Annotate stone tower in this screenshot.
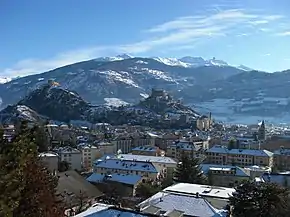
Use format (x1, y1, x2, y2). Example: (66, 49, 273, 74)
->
(258, 120, 266, 141)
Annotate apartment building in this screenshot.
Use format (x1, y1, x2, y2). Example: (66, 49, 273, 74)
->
(131, 146, 164, 156)
(78, 144, 100, 170)
(206, 145, 273, 167)
(111, 137, 132, 154)
(95, 141, 117, 156)
(273, 147, 290, 170)
(56, 147, 82, 171)
(167, 141, 205, 161)
(201, 164, 250, 187)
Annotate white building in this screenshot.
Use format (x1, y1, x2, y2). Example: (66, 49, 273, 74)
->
(56, 147, 82, 171)
(137, 183, 233, 216)
(78, 144, 100, 170)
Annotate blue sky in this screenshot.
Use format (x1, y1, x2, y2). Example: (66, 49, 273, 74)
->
(1, 0, 290, 78)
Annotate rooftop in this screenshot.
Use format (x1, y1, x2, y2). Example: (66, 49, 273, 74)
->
(273, 148, 290, 155)
(56, 146, 81, 154)
(87, 173, 142, 185)
(207, 145, 273, 157)
(170, 141, 201, 151)
(132, 146, 158, 152)
(163, 183, 235, 199)
(94, 158, 158, 173)
(200, 164, 250, 177)
(75, 205, 155, 217)
(114, 154, 177, 164)
(57, 170, 103, 207)
(39, 152, 58, 157)
(139, 192, 226, 217)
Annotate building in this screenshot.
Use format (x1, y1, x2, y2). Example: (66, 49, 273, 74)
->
(196, 115, 212, 131)
(87, 173, 143, 197)
(137, 183, 233, 216)
(201, 164, 251, 187)
(205, 145, 274, 167)
(167, 140, 205, 161)
(273, 147, 290, 170)
(57, 170, 103, 212)
(39, 152, 59, 175)
(56, 147, 82, 171)
(94, 141, 117, 156)
(78, 144, 100, 170)
(258, 120, 266, 141)
(112, 154, 177, 178)
(111, 137, 132, 154)
(131, 146, 164, 156)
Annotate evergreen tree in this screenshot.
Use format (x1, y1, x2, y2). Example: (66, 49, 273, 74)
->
(0, 121, 64, 217)
(229, 181, 290, 217)
(174, 152, 207, 184)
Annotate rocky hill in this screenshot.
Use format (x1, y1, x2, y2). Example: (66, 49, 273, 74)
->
(0, 83, 200, 127)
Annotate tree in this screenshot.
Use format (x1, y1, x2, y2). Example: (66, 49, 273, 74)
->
(174, 152, 207, 184)
(229, 181, 290, 217)
(228, 139, 235, 150)
(0, 121, 65, 217)
(59, 161, 70, 172)
(135, 181, 161, 199)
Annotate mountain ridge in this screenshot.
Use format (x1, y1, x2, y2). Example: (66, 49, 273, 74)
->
(1, 55, 290, 120)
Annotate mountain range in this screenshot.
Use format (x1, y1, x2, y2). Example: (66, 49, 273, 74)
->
(1, 54, 290, 124)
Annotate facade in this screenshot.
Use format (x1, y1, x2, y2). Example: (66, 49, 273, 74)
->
(56, 147, 82, 171)
(111, 137, 132, 154)
(95, 141, 117, 156)
(273, 147, 290, 170)
(205, 145, 274, 167)
(201, 164, 251, 187)
(167, 141, 205, 161)
(78, 144, 100, 170)
(131, 146, 163, 156)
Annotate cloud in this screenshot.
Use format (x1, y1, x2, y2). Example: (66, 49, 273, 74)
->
(262, 53, 271, 57)
(1, 8, 286, 78)
(276, 31, 290, 36)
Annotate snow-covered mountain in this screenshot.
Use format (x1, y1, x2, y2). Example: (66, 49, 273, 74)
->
(93, 54, 246, 69)
(2, 54, 290, 121)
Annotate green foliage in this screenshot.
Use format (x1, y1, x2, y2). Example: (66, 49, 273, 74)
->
(135, 181, 161, 199)
(58, 161, 70, 172)
(174, 152, 207, 184)
(0, 121, 64, 217)
(228, 139, 236, 150)
(229, 181, 290, 217)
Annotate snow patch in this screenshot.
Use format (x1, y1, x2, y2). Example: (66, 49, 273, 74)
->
(153, 57, 190, 67)
(98, 70, 139, 88)
(136, 60, 148, 64)
(0, 77, 12, 84)
(38, 78, 44, 81)
(140, 93, 149, 98)
(104, 98, 129, 107)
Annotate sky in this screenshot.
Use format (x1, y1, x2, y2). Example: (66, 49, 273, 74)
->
(1, 0, 290, 79)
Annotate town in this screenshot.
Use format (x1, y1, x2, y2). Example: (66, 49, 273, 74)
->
(2, 112, 290, 217)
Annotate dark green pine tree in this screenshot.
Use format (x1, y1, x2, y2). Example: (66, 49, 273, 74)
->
(174, 152, 207, 184)
(0, 121, 64, 217)
(229, 181, 290, 217)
